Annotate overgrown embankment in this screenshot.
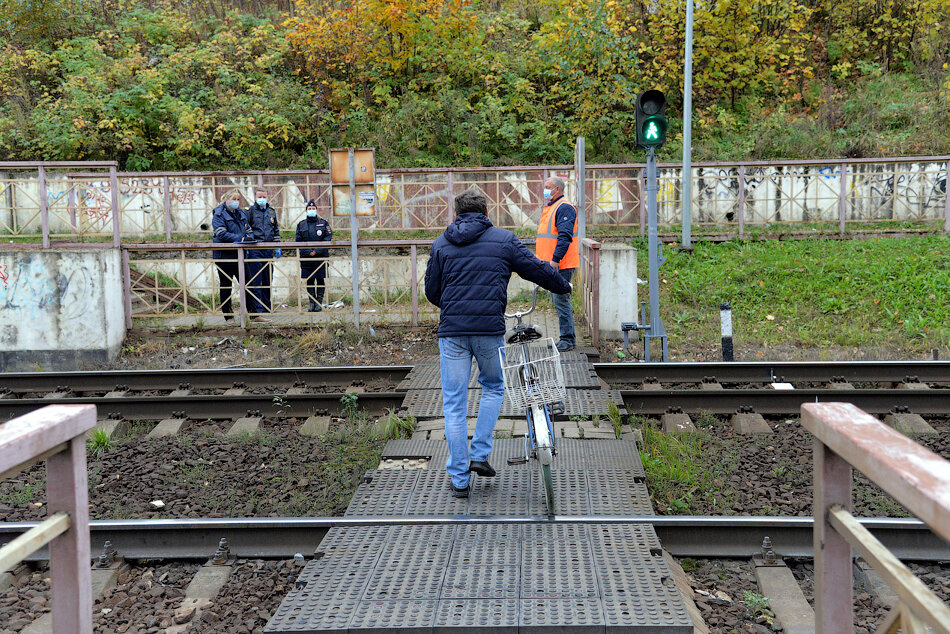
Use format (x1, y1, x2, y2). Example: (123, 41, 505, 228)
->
(2, 0, 949, 170)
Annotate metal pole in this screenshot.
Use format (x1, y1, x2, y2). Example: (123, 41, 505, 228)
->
(646, 147, 668, 362)
(944, 160, 949, 234)
(410, 244, 418, 327)
(838, 163, 848, 237)
(121, 249, 133, 331)
(575, 136, 586, 246)
(639, 169, 646, 237)
(446, 171, 455, 225)
(681, 0, 695, 248)
(109, 166, 121, 248)
(237, 247, 248, 329)
(39, 166, 49, 248)
(738, 165, 746, 238)
(348, 149, 360, 328)
(163, 176, 172, 243)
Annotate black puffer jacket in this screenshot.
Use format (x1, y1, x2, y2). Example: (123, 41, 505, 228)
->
(295, 216, 333, 260)
(424, 213, 571, 337)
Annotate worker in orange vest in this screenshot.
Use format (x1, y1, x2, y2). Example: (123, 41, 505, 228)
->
(536, 176, 578, 351)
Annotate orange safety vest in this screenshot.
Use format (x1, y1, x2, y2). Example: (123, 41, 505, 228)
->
(536, 198, 579, 269)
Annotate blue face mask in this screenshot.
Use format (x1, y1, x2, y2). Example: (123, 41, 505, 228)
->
(306, 209, 317, 218)
(543, 188, 552, 202)
(227, 200, 240, 210)
(256, 198, 267, 207)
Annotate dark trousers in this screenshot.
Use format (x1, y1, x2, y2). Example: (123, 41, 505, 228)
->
(214, 260, 241, 316)
(247, 250, 273, 313)
(550, 268, 576, 345)
(302, 262, 327, 305)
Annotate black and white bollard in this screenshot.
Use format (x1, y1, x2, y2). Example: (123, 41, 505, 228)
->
(720, 302, 734, 361)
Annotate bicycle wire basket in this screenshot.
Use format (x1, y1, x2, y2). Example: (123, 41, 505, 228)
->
(499, 337, 567, 409)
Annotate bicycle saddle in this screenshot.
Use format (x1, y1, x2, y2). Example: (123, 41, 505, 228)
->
(506, 323, 543, 344)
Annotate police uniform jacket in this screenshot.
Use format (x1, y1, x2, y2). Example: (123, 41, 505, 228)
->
(295, 216, 333, 278)
(211, 203, 252, 260)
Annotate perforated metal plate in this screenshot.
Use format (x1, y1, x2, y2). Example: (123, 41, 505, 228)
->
(264, 593, 359, 632)
(603, 595, 694, 632)
(440, 565, 520, 598)
(347, 600, 437, 633)
(402, 388, 626, 418)
(344, 489, 412, 516)
(269, 442, 691, 633)
(520, 598, 606, 632)
(433, 598, 519, 633)
(399, 361, 600, 390)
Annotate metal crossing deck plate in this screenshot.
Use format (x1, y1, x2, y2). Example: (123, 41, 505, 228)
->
(398, 361, 600, 391)
(402, 389, 626, 419)
(266, 439, 692, 633)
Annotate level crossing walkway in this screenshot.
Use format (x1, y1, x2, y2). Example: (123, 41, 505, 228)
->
(265, 351, 694, 632)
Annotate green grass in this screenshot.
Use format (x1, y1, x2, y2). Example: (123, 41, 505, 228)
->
(632, 416, 735, 514)
(633, 235, 950, 357)
(87, 428, 115, 456)
(379, 410, 417, 440)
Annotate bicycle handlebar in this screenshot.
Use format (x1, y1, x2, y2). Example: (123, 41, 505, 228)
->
(504, 286, 539, 320)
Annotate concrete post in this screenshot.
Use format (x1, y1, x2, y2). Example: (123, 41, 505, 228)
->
(411, 244, 418, 327)
(738, 165, 746, 238)
(838, 163, 848, 237)
(163, 175, 172, 243)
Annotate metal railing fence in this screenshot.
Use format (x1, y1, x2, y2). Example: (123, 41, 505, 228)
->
(122, 241, 440, 329)
(802, 402, 950, 633)
(0, 404, 97, 634)
(3, 157, 948, 243)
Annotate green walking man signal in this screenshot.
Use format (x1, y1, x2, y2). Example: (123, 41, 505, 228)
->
(635, 90, 668, 149)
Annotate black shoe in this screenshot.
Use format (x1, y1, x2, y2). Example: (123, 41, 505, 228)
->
(308, 300, 317, 312)
(451, 483, 470, 498)
(555, 341, 575, 352)
(224, 316, 234, 323)
(313, 303, 323, 312)
(469, 461, 496, 477)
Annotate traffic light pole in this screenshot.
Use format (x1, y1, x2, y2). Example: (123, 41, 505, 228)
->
(645, 147, 668, 361)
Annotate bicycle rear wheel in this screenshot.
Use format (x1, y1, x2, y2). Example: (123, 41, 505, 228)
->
(531, 404, 555, 515)
(539, 454, 555, 515)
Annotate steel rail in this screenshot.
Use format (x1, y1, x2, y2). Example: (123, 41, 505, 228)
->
(0, 393, 406, 420)
(2, 516, 946, 562)
(596, 361, 950, 385)
(620, 389, 950, 415)
(0, 366, 412, 394)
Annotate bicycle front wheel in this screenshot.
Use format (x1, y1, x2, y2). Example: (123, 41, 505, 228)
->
(539, 455, 555, 515)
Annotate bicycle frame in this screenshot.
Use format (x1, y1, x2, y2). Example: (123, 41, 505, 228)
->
(503, 287, 558, 514)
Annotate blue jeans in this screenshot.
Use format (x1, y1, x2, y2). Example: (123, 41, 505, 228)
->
(439, 335, 506, 489)
(550, 268, 576, 345)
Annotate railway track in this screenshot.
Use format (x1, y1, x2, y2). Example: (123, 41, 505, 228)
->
(0, 361, 946, 419)
(595, 360, 950, 385)
(4, 515, 947, 561)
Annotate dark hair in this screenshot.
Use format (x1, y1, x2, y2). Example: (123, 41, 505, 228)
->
(454, 187, 488, 215)
(305, 198, 317, 209)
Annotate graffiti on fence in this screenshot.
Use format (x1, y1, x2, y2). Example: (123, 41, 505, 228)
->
(0, 264, 7, 289)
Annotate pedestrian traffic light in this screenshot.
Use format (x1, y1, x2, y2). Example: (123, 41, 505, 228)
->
(636, 90, 668, 149)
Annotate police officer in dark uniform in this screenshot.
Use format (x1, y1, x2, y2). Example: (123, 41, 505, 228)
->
(211, 192, 253, 323)
(295, 199, 333, 312)
(246, 188, 281, 322)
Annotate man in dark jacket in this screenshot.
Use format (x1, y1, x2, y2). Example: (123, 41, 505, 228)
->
(424, 187, 571, 497)
(212, 193, 253, 323)
(247, 188, 281, 322)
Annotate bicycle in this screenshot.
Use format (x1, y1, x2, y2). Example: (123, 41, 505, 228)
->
(500, 287, 566, 515)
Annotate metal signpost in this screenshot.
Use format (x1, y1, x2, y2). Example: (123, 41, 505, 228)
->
(621, 92, 669, 361)
(329, 148, 377, 328)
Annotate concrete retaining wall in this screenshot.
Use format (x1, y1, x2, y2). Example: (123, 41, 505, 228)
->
(0, 249, 125, 370)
